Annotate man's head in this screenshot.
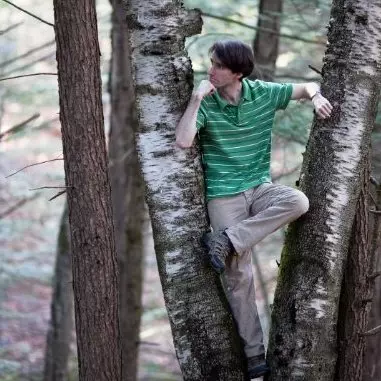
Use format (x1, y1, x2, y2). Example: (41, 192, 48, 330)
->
(207, 40, 254, 87)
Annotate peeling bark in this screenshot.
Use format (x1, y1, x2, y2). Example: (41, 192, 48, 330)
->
(108, 0, 144, 379)
(126, 1, 247, 379)
(268, 1, 381, 380)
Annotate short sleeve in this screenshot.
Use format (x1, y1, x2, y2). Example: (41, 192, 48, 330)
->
(267, 82, 293, 110)
(196, 101, 207, 131)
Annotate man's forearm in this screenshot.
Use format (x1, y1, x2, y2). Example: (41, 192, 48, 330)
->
(175, 94, 202, 148)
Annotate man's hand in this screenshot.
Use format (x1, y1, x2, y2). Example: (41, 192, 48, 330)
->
(312, 93, 333, 119)
(194, 80, 216, 100)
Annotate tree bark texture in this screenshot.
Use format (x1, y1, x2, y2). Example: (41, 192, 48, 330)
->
(251, 0, 282, 81)
(126, 1, 247, 380)
(43, 203, 73, 381)
(335, 154, 372, 381)
(268, 2, 381, 380)
(53, 1, 121, 380)
(108, 0, 144, 380)
(363, 122, 381, 381)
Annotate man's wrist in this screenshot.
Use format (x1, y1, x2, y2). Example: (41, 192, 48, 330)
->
(311, 90, 321, 100)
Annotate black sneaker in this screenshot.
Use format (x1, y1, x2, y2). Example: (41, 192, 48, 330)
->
(202, 230, 234, 273)
(247, 354, 270, 379)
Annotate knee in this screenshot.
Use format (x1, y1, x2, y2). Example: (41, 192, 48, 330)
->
(293, 191, 309, 216)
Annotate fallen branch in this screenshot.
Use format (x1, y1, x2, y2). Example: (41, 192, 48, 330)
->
(0, 72, 57, 82)
(1, 0, 54, 27)
(0, 113, 40, 141)
(6, 157, 63, 178)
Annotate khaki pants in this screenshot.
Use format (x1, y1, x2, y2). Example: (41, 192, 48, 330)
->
(207, 182, 309, 358)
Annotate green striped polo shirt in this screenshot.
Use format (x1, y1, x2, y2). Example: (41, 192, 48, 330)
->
(196, 78, 293, 200)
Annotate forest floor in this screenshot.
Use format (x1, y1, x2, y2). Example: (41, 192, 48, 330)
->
(1, 124, 279, 381)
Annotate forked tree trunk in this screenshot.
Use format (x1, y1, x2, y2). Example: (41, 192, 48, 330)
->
(43, 203, 73, 381)
(251, 0, 282, 81)
(108, 0, 144, 379)
(267, 2, 380, 380)
(53, 1, 121, 380)
(126, 1, 247, 380)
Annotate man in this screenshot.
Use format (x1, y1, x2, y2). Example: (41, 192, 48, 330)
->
(175, 40, 332, 379)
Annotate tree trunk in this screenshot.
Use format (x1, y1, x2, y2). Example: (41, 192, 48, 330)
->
(363, 122, 381, 381)
(43, 203, 73, 381)
(267, 2, 380, 380)
(53, 1, 121, 380)
(125, 1, 247, 380)
(251, 0, 282, 81)
(335, 153, 372, 381)
(108, 0, 145, 380)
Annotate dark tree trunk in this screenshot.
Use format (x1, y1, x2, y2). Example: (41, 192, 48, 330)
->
(43, 203, 73, 381)
(363, 122, 381, 381)
(53, 1, 121, 380)
(108, 0, 144, 380)
(251, 0, 282, 81)
(335, 153, 372, 381)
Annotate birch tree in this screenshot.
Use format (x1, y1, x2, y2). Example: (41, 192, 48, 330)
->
(53, 0, 121, 380)
(125, 1, 248, 379)
(267, 1, 381, 380)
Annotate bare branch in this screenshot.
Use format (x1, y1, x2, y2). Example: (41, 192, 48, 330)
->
(370, 175, 380, 187)
(0, 194, 39, 219)
(201, 12, 326, 46)
(29, 186, 71, 191)
(2, 52, 55, 77)
(308, 65, 323, 76)
(49, 190, 66, 201)
(0, 21, 23, 35)
(0, 39, 55, 69)
(6, 157, 63, 178)
(361, 325, 381, 337)
(0, 72, 57, 81)
(0, 113, 40, 141)
(369, 209, 381, 215)
(1, 0, 54, 27)
(367, 271, 381, 281)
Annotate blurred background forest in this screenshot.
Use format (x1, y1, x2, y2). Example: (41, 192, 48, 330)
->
(0, 0, 361, 380)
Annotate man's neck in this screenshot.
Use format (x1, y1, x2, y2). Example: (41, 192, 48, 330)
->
(218, 80, 243, 106)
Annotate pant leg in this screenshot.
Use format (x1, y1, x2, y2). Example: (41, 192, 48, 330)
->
(226, 183, 309, 255)
(208, 192, 265, 358)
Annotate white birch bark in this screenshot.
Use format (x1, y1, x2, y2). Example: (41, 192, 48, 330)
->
(125, 1, 248, 380)
(268, 1, 381, 380)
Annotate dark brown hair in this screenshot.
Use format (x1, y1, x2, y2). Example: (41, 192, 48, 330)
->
(209, 40, 254, 79)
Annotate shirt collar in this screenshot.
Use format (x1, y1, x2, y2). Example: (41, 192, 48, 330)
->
(213, 78, 252, 110)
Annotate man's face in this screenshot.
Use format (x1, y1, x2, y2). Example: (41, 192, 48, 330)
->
(207, 53, 242, 88)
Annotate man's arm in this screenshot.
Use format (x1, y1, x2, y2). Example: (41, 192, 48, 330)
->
(291, 83, 333, 119)
(175, 80, 215, 148)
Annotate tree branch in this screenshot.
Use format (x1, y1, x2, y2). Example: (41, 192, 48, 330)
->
(201, 11, 326, 46)
(0, 21, 23, 35)
(369, 209, 381, 215)
(2, 52, 55, 77)
(49, 190, 66, 201)
(1, 0, 54, 27)
(6, 157, 63, 178)
(0, 39, 55, 69)
(0, 72, 57, 81)
(29, 186, 71, 191)
(0, 194, 39, 219)
(0, 113, 40, 141)
(361, 325, 381, 337)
